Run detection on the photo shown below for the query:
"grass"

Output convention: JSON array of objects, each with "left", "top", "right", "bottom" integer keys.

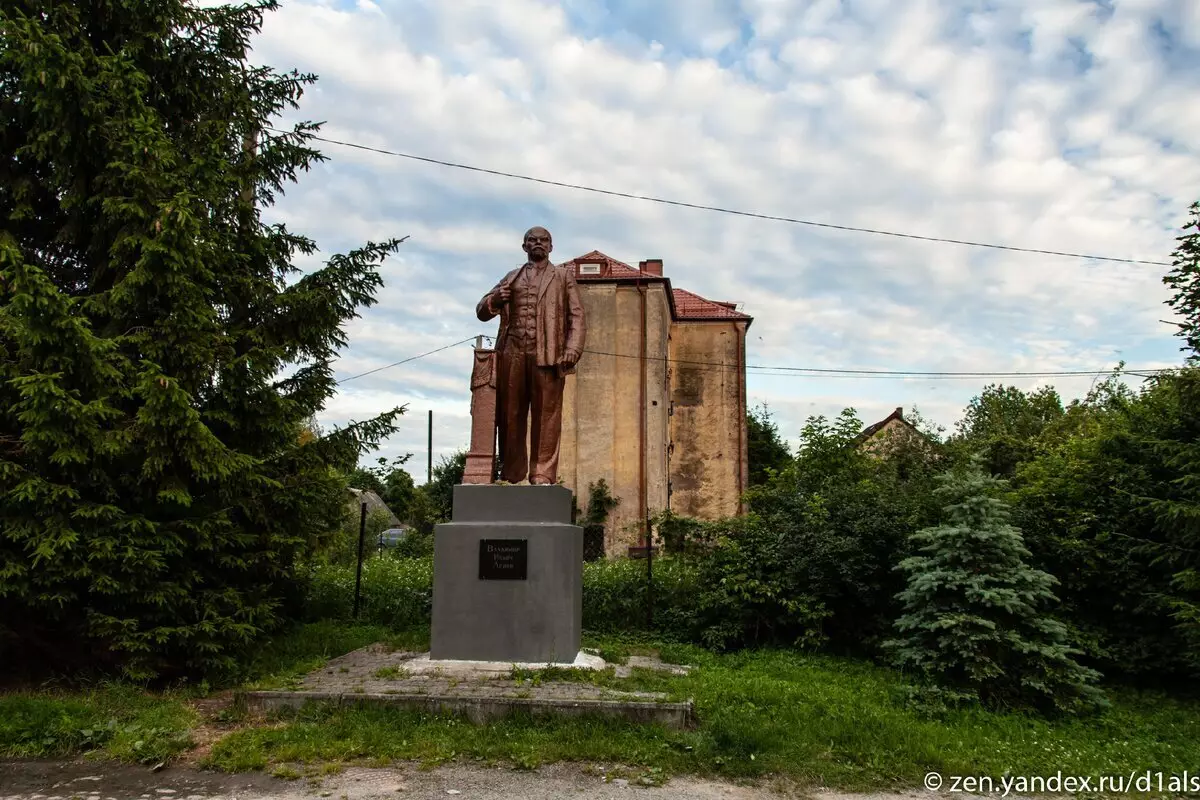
[
  {"left": 203, "top": 639, "right": 1200, "bottom": 791},
  {"left": 0, "top": 684, "right": 196, "bottom": 764},
  {"left": 0, "top": 622, "right": 427, "bottom": 764},
  {"left": 372, "top": 666, "right": 411, "bottom": 680},
  {"left": 8, "top": 623, "right": 1200, "bottom": 792}
]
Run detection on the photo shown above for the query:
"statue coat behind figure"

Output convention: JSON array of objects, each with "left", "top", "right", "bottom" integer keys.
[
  {"left": 462, "top": 342, "right": 498, "bottom": 485},
  {"left": 475, "top": 226, "right": 585, "bottom": 485}
]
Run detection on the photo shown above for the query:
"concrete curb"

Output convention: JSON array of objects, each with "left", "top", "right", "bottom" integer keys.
[{"left": 237, "top": 689, "right": 695, "bottom": 729}]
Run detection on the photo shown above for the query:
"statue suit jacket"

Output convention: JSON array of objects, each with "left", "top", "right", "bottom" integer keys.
[{"left": 476, "top": 262, "right": 586, "bottom": 373}]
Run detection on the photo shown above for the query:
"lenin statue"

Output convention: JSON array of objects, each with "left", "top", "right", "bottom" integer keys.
[{"left": 476, "top": 227, "right": 586, "bottom": 485}]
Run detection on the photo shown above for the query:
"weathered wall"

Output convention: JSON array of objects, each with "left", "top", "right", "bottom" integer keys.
[
  {"left": 559, "top": 282, "right": 670, "bottom": 555},
  {"left": 668, "top": 321, "right": 748, "bottom": 521},
  {"left": 859, "top": 416, "right": 922, "bottom": 457}
]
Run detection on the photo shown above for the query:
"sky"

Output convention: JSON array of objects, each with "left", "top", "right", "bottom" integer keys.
[{"left": 242, "top": 0, "right": 1200, "bottom": 482}]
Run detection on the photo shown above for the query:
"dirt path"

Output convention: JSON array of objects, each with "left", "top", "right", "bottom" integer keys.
[{"left": 0, "top": 759, "right": 948, "bottom": 800}]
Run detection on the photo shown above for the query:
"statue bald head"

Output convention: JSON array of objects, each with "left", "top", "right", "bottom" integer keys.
[{"left": 522, "top": 226, "right": 552, "bottom": 263}]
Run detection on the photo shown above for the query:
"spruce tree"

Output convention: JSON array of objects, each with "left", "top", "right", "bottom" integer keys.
[
  {"left": 1163, "top": 201, "right": 1200, "bottom": 362},
  {"left": 1133, "top": 369, "right": 1200, "bottom": 670},
  {"left": 1147, "top": 202, "right": 1200, "bottom": 666},
  {"left": 885, "top": 462, "right": 1107, "bottom": 714},
  {"left": 0, "top": 0, "right": 403, "bottom": 678}
]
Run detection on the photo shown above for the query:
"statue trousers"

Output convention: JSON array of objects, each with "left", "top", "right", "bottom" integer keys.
[{"left": 496, "top": 343, "right": 565, "bottom": 484}]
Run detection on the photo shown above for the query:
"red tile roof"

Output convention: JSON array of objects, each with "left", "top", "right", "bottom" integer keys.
[
  {"left": 561, "top": 251, "right": 751, "bottom": 323},
  {"left": 671, "top": 288, "right": 751, "bottom": 321},
  {"left": 560, "top": 250, "right": 645, "bottom": 280}
]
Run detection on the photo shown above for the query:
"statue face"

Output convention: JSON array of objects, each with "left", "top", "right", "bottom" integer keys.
[{"left": 523, "top": 227, "right": 552, "bottom": 261}]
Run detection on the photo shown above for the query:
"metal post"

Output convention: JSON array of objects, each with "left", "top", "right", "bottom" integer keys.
[
  {"left": 352, "top": 501, "right": 367, "bottom": 619},
  {"left": 646, "top": 518, "right": 654, "bottom": 629},
  {"left": 427, "top": 409, "right": 433, "bottom": 484}
]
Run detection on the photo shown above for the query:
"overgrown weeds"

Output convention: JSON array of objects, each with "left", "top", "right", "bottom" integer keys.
[{"left": 0, "top": 685, "right": 195, "bottom": 763}]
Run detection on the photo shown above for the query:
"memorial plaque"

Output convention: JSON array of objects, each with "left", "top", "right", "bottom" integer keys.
[{"left": 479, "top": 538, "right": 528, "bottom": 580}]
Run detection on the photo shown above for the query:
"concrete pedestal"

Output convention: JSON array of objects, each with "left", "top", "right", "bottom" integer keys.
[{"left": 430, "top": 484, "right": 583, "bottom": 663}]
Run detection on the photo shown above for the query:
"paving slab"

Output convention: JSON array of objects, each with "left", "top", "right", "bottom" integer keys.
[{"left": 236, "top": 643, "right": 695, "bottom": 729}]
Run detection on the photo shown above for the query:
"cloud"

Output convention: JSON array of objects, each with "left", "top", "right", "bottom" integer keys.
[{"left": 241, "top": 0, "right": 1199, "bottom": 480}]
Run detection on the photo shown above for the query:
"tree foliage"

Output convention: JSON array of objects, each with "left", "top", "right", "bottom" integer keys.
[
  {"left": 1129, "top": 369, "right": 1200, "bottom": 667},
  {"left": 746, "top": 403, "right": 791, "bottom": 487},
  {"left": 950, "top": 385, "right": 1065, "bottom": 477},
  {"left": 1010, "top": 372, "right": 1194, "bottom": 679},
  {"left": 403, "top": 451, "right": 466, "bottom": 536},
  {"left": 886, "top": 462, "right": 1107, "bottom": 715},
  {"left": 0, "top": 0, "right": 402, "bottom": 678},
  {"left": 737, "top": 409, "right": 943, "bottom": 652},
  {"left": 348, "top": 454, "right": 414, "bottom": 521},
  {"left": 1163, "top": 201, "right": 1200, "bottom": 362}
]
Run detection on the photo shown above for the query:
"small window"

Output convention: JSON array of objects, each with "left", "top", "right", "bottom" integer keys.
[{"left": 578, "top": 262, "right": 602, "bottom": 275}]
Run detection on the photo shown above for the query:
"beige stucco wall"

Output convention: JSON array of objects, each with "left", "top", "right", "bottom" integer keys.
[
  {"left": 559, "top": 282, "right": 671, "bottom": 556},
  {"left": 667, "top": 321, "right": 748, "bottom": 521}
]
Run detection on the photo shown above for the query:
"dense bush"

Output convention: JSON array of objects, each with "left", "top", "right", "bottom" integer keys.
[
  {"left": 302, "top": 557, "right": 433, "bottom": 628},
  {"left": 739, "top": 409, "right": 943, "bottom": 653},
  {"left": 317, "top": 507, "right": 396, "bottom": 567},
  {"left": 581, "top": 556, "right": 700, "bottom": 636},
  {"left": 690, "top": 514, "right": 830, "bottom": 651},
  {"left": 1010, "top": 375, "right": 1195, "bottom": 680}
]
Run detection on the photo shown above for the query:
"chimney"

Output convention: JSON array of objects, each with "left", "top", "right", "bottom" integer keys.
[
  {"left": 895, "top": 407, "right": 903, "bottom": 418},
  {"left": 638, "top": 258, "right": 663, "bottom": 276}
]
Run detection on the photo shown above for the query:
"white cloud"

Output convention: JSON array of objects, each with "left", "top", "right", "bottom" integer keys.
[{"left": 238, "top": 0, "right": 1199, "bottom": 478}]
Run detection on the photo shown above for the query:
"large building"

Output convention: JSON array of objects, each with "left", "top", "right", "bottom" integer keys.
[{"left": 555, "top": 251, "right": 752, "bottom": 557}]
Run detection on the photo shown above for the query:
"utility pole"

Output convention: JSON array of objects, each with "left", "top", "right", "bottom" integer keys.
[
  {"left": 427, "top": 409, "right": 433, "bottom": 483},
  {"left": 352, "top": 501, "right": 367, "bottom": 619}
]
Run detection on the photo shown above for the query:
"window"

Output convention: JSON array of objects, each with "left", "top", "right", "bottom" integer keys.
[{"left": 578, "top": 262, "right": 602, "bottom": 275}]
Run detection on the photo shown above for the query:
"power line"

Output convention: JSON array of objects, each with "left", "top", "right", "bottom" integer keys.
[
  {"left": 332, "top": 334, "right": 1170, "bottom": 385},
  {"left": 271, "top": 127, "right": 1171, "bottom": 268},
  {"left": 455, "top": 337, "right": 1164, "bottom": 381},
  {"left": 578, "top": 346, "right": 1168, "bottom": 379},
  {"left": 335, "top": 336, "right": 478, "bottom": 384}
]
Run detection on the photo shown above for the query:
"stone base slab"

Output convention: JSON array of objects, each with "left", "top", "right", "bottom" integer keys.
[{"left": 239, "top": 689, "right": 694, "bottom": 729}]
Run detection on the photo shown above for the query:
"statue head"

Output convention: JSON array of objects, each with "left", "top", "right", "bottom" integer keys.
[{"left": 522, "top": 226, "right": 552, "bottom": 263}]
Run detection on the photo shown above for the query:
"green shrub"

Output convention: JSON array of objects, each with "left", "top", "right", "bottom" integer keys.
[
  {"left": 692, "top": 515, "right": 830, "bottom": 651},
  {"left": 740, "top": 409, "right": 943, "bottom": 654},
  {"left": 387, "top": 530, "right": 434, "bottom": 560},
  {"left": 303, "top": 556, "right": 433, "bottom": 628},
  {"left": 317, "top": 507, "right": 397, "bottom": 567},
  {"left": 582, "top": 556, "right": 700, "bottom": 637}
]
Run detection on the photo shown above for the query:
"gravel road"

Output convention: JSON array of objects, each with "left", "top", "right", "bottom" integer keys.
[{"left": 0, "top": 759, "right": 955, "bottom": 800}]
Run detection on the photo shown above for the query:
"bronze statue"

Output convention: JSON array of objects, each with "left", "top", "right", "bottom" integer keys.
[{"left": 476, "top": 227, "right": 585, "bottom": 485}]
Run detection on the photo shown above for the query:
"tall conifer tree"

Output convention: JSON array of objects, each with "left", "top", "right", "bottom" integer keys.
[
  {"left": 1148, "top": 202, "right": 1200, "bottom": 664},
  {"left": 0, "top": 0, "right": 403, "bottom": 677}
]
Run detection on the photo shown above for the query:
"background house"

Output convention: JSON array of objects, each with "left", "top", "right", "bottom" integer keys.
[
  {"left": 346, "top": 487, "right": 401, "bottom": 529},
  {"left": 555, "top": 251, "right": 752, "bottom": 556},
  {"left": 855, "top": 407, "right": 927, "bottom": 456}
]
